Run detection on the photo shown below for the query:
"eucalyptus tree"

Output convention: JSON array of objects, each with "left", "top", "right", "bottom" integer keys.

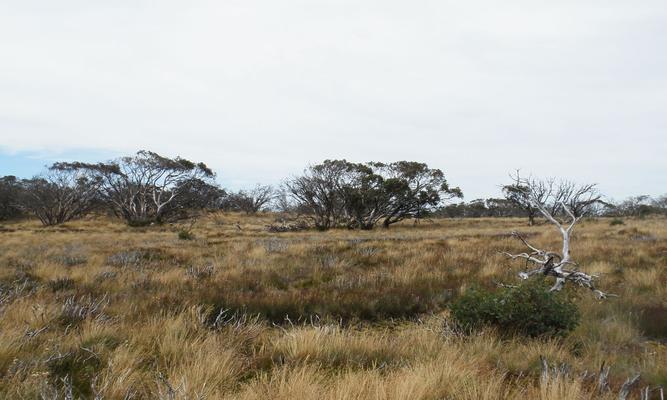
[
  {"left": 223, "top": 184, "right": 275, "bottom": 214},
  {"left": 161, "top": 178, "right": 226, "bottom": 220},
  {"left": 19, "top": 164, "right": 102, "bottom": 226},
  {"left": 502, "top": 171, "right": 546, "bottom": 225},
  {"left": 285, "top": 160, "right": 462, "bottom": 230},
  {"left": 0, "top": 175, "right": 23, "bottom": 221},
  {"left": 373, "top": 161, "right": 462, "bottom": 227},
  {"left": 284, "top": 160, "right": 349, "bottom": 230},
  {"left": 57, "top": 150, "right": 214, "bottom": 225}
]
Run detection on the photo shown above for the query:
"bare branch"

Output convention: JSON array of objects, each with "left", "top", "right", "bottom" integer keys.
[{"left": 502, "top": 173, "right": 614, "bottom": 298}]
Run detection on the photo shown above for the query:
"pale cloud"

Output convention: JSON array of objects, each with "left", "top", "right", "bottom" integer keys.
[{"left": 1, "top": 0, "right": 665, "bottom": 198}]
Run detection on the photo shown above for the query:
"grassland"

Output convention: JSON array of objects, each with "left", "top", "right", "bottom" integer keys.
[{"left": 0, "top": 214, "right": 665, "bottom": 399}]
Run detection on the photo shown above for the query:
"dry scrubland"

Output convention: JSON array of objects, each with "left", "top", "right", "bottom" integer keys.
[{"left": 0, "top": 214, "right": 665, "bottom": 399}]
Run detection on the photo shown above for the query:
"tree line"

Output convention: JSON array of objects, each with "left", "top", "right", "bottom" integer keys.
[
  {"left": 0, "top": 151, "right": 461, "bottom": 229},
  {"left": 0, "top": 150, "right": 664, "bottom": 228},
  {"left": 440, "top": 192, "right": 667, "bottom": 221}
]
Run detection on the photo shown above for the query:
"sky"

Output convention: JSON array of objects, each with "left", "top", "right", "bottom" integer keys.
[{"left": 1, "top": 1, "right": 665, "bottom": 201}]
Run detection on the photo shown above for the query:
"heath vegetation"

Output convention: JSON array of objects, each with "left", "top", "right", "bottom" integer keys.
[
  {"left": 0, "top": 213, "right": 665, "bottom": 399},
  {"left": 0, "top": 151, "right": 665, "bottom": 399}
]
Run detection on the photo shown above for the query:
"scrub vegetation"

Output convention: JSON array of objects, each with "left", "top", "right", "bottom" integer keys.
[{"left": 0, "top": 213, "right": 665, "bottom": 399}]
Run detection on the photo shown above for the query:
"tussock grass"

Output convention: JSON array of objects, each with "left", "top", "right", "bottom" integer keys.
[{"left": 0, "top": 213, "right": 665, "bottom": 398}]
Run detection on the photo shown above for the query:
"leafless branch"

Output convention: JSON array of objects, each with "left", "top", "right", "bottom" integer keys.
[{"left": 503, "top": 175, "right": 615, "bottom": 298}]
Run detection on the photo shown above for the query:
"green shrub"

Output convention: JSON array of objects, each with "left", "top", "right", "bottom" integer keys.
[
  {"left": 449, "top": 281, "right": 580, "bottom": 338},
  {"left": 610, "top": 218, "right": 625, "bottom": 226},
  {"left": 178, "top": 229, "right": 194, "bottom": 240},
  {"left": 127, "top": 219, "right": 152, "bottom": 227}
]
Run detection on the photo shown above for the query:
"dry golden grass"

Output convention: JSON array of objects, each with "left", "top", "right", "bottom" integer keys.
[{"left": 0, "top": 213, "right": 665, "bottom": 399}]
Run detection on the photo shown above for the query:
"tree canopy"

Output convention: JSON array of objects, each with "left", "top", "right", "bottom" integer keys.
[{"left": 285, "top": 160, "right": 462, "bottom": 230}]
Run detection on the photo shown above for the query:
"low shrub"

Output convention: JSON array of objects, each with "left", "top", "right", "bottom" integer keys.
[
  {"left": 127, "top": 219, "right": 152, "bottom": 227},
  {"left": 265, "top": 217, "right": 310, "bottom": 232},
  {"left": 107, "top": 250, "right": 144, "bottom": 268},
  {"left": 107, "top": 248, "right": 184, "bottom": 270},
  {"left": 56, "top": 254, "right": 88, "bottom": 266},
  {"left": 197, "top": 278, "right": 456, "bottom": 324},
  {"left": 185, "top": 264, "right": 215, "bottom": 280},
  {"left": 58, "top": 294, "right": 110, "bottom": 326},
  {"left": 610, "top": 218, "right": 625, "bottom": 226},
  {"left": 637, "top": 305, "right": 667, "bottom": 341},
  {"left": 47, "top": 277, "right": 75, "bottom": 292},
  {"left": 449, "top": 280, "right": 580, "bottom": 338},
  {"left": 178, "top": 229, "right": 194, "bottom": 240}
]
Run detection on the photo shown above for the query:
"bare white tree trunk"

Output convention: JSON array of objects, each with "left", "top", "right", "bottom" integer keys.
[{"left": 503, "top": 187, "right": 615, "bottom": 298}]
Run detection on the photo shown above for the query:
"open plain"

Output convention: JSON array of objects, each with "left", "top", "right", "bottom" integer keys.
[{"left": 0, "top": 214, "right": 665, "bottom": 399}]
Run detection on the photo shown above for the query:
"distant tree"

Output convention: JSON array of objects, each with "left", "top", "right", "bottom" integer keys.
[
  {"left": 0, "top": 175, "right": 23, "bottom": 221},
  {"left": 613, "top": 195, "right": 658, "bottom": 217},
  {"left": 485, "top": 198, "right": 521, "bottom": 217},
  {"left": 437, "top": 198, "right": 524, "bottom": 219},
  {"left": 273, "top": 189, "right": 304, "bottom": 214},
  {"left": 223, "top": 184, "right": 275, "bottom": 214},
  {"left": 653, "top": 195, "right": 667, "bottom": 215},
  {"left": 340, "top": 165, "right": 388, "bottom": 229},
  {"left": 502, "top": 171, "right": 546, "bottom": 225},
  {"left": 18, "top": 165, "right": 102, "bottom": 226},
  {"left": 463, "top": 199, "right": 488, "bottom": 218},
  {"left": 57, "top": 150, "right": 215, "bottom": 225},
  {"left": 285, "top": 160, "right": 462, "bottom": 230},
  {"left": 438, "top": 202, "right": 465, "bottom": 218},
  {"left": 284, "top": 160, "right": 349, "bottom": 230},
  {"left": 374, "top": 161, "right": 462, "bottom": 227},
  {"left": 162, "top": 178, "right": 226, "bottom": 220}
]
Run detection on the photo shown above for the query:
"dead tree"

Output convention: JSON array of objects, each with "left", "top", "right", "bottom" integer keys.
[
  {"left": 503, "top": 171, "right": 604, "bottom": 225},
  {"left": 539, "top": 357, "right": 659, "bottom": 400},
  {"left": 502, "top": 177, "right": 615, "bottom": 299},
  {"left": 552, "top": 180, "right": 603, "bottom": 218}
]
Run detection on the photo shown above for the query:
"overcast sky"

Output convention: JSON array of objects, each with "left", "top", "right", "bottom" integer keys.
[{"left": 1, "top": 0, "right": 665, "bottom": 200}]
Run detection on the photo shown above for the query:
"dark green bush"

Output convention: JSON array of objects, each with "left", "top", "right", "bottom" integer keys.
[
  {"left": 127, "top": 219, "right": 152, "bottom": 227},
  {"left": 178, "top": 229, "right": 194, "bottom": 240},
  {"left": 450, "top": 280, "right": 580, "bottom": 338},
  {"left": 610, "top": 218, "right": 625, "bottom": 226}
]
